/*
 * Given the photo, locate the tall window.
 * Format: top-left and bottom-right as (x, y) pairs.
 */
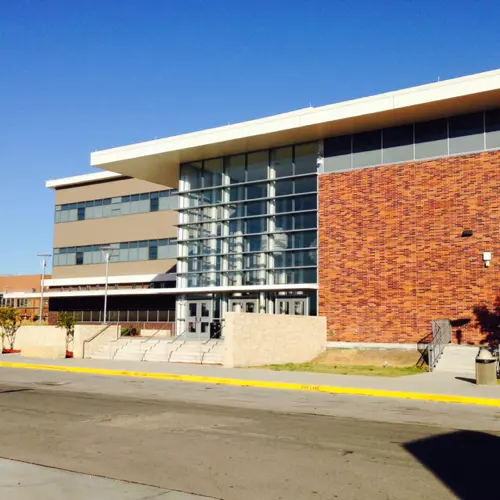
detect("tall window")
(177, 143), (318, 288)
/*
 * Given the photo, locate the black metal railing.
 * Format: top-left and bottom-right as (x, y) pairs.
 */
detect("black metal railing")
(53, 309), (175, 324)
(417, 319), (452, 371)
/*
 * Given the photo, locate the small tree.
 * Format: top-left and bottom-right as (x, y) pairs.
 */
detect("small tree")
(57, 312), (76, 351)
(0, 307), (21, 350)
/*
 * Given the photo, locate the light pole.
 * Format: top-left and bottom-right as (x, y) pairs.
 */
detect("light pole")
(101, 247), (112, 324)
(37, 254), (51, 325)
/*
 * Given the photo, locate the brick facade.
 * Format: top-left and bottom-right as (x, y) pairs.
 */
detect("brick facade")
(319, 150), (500, 344)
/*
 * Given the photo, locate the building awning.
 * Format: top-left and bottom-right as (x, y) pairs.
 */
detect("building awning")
(3, 283), (317, 300)
(90, 69), (500, 187)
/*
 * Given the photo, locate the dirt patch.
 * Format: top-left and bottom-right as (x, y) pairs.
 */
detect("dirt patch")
(317, 349), (420, 368)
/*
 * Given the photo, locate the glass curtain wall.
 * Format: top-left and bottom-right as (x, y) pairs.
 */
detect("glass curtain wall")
(177, 143), (319, 288)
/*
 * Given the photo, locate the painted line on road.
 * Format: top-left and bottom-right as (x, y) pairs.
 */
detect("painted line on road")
(0, 361), (499, 407)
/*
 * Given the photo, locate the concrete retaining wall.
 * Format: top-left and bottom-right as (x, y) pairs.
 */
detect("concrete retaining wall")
(73, 325), (115, 359)
(141, 328), (173, 338)
(12, 326), (66, 359)
(223, 313), (326, 368)
(76, 324), (119, 359)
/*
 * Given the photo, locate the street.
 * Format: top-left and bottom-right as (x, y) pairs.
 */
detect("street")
(0, 367), (498, 499)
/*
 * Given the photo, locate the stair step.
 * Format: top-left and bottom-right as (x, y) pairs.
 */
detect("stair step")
(89, 339), (224, 364)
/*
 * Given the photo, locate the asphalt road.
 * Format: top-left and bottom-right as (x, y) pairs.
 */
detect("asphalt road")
(0, 370), (499, 499)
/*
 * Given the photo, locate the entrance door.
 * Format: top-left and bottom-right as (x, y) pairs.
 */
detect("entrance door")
(276, 298), (308, 316)
(229, 298), (258, 313)
(187, 300), (212, 338)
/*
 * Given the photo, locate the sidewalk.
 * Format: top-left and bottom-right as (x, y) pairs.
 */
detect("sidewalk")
(0, 354), (499, 406)
(0, 458), (217, 499)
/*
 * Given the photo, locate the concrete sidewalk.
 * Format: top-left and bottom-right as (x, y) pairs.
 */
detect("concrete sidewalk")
(0, 457), (217, 499)
(0, 354), (498, 405)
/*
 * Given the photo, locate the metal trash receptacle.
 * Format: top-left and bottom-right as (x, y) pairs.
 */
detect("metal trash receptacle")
(475, 348), (497, 385)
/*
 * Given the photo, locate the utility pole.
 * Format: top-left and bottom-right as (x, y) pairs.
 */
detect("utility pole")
(37, 254), (51, 325)
(101, 247), (112, 324)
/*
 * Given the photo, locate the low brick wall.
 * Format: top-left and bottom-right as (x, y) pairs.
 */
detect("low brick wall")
(223, 312), (326, 368)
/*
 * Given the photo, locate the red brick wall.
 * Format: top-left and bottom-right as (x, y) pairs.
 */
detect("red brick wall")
(319, 150), (500, 344)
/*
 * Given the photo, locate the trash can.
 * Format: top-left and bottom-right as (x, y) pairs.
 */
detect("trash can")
(475, 348), (497, 385)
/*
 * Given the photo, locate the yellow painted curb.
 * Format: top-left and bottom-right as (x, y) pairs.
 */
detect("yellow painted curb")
(0, 361), (499, 407)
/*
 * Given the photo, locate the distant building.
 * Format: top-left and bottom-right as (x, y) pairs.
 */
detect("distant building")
(0, 275), (50, 321)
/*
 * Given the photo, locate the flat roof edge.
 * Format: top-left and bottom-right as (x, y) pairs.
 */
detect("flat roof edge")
(46, 171), (123, 189)
(91, 68), (500, 166)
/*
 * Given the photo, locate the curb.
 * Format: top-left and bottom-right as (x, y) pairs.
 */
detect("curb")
(0, 361), (499, 407)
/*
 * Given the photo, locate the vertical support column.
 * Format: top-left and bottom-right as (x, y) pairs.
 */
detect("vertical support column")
(259, 292), (266, 313)
(207, 205), (218, 286)
(176, 294), (187, 337)
(177, 170), (188, 290)
(267, 149), (275, 288)
(234, 228), (244, 286)
(220, 161), (230, 287)
(220, 293), (228, 318)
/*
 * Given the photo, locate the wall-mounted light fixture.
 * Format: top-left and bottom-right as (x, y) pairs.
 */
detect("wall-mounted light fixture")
(483, 252), (492, 268)
(461, 229), (473, 237)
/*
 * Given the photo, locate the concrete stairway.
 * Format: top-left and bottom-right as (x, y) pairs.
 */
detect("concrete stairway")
(90, 338), (144, 361)
(434, 345), (479, 375)
(89, 337), (224, 365)
(168, 339), (224, 365)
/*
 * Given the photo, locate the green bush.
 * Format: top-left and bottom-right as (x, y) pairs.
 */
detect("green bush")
(121, 327), (137, 336)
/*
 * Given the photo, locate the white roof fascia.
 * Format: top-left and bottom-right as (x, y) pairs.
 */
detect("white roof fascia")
(45, 274), (175, 287)
(5, 283), (317, 299)
(91, 69), (500, 167)
(46, 171), (123, 189)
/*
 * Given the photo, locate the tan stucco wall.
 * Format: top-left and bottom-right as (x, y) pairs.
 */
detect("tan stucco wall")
(11, 326), (67, 359)
(223, 313), (326, 368)
(51, 258), (176, 278)
(53, 210), (178, 248)
(55, 178), (173, 205)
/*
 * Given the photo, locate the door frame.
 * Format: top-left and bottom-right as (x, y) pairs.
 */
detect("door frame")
(228, 298), (259, 313)
(186, 299), (212, 338)
(276, 297), (309, 316)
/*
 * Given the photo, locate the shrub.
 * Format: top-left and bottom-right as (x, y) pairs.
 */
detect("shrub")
(0, 308), (21, 350)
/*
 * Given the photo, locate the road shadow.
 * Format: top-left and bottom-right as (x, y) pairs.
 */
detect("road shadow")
(404, 430), (500, 499)
(455, 376), (476, 384)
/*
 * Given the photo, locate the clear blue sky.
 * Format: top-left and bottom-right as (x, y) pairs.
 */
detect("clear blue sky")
(1, 0), (499, 275)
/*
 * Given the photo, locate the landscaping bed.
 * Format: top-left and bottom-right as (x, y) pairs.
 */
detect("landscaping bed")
(264, 348), (424, 377)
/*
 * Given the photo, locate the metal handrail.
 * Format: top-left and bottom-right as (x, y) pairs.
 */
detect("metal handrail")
(82, 322), (118, 359)
(166, 324), (193, 362)
(417, 319), (452, 371)
(202, 318), (225, 344)
(140, 321), (176, 361)
(141, 321), (176, 344)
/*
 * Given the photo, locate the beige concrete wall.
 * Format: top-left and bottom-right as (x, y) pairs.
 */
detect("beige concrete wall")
(10, 326), (67, 359)
(141, 328), (173, 338)
(223, 313), (326, 368)
(55, 178), (173, 205)
(53, 210), (178, 248)
(51, 258), (177, 279)
(74, 324), (119, 359)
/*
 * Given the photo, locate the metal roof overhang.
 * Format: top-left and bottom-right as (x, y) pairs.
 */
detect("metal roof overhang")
(4, 283), (317, 299)
(90, 69), (500, 187)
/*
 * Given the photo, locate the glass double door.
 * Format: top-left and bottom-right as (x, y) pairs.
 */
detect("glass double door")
(228, 298), (258, 313)
(276, 297), (308, 315)
(187, 300), (212, 338)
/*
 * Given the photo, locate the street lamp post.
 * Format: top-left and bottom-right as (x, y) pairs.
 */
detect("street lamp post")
(37, 254), (51, 325)
(101, 247), (112, 324)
